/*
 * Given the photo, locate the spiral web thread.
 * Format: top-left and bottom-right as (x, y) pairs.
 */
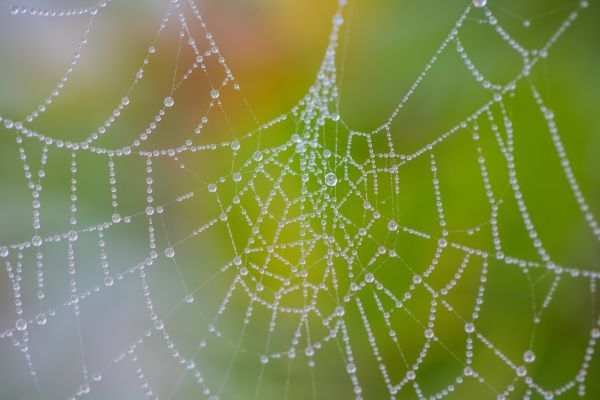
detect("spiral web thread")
(0, 0), (599, 399)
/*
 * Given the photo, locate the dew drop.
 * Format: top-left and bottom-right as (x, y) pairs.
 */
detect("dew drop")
(465, 322), (475, 333)
(252, 151), (263, 162)
(516, 366), (527, 377)
(388, 220), (398, 232)
(165, 247), (175, 258)
(15, 319), (27, 331)
(210, 89), (220, 99)
(68, 230), (78, 242)
(164, 96), (175, 108)
(112, 213), (121, 224)
(364, 273), (374, 283)
(346, 363), (356, 374)
(104, 276), (114, 287)
(473, 0), (487, 7)
(184, 294), (194, 304)
(523, 350), (536, 363)
(208, 183), (217, 193)
(35, 313), (47, 326)
(324, 173), (338, 187)
(0, 247), (9, 257)
(32, 235), (42, 247)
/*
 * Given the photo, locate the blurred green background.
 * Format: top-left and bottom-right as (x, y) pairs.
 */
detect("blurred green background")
(0, 0), (599, 399)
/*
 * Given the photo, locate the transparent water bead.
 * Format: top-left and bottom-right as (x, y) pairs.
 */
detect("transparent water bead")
(388, 220), (398, 232)
(92, 372), (103, 382)
(164, 247), (175, 258)
(325, 173), (338, 187)
(32, 235), (43, 247)
(67, 230), (78, 242)
(184, 294), (194, 304)
(523, 350), (536, 363)
(0, 246), (9, 257)
(346, 363), (356, 374)
(35, 313), (47, 326)
(210, 89), (220, 99)
(473, 0), (487, 7)
(15, 318), (27, 331)
(164, 96), (175, 108)
(464, 322), (475, 333)
(112, 213), (121, 224)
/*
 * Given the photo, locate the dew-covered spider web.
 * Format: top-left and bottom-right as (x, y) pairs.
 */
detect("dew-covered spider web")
(0, 0), (599, 399)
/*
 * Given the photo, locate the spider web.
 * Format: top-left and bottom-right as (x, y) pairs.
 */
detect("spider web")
(0, 0), (599, 399)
